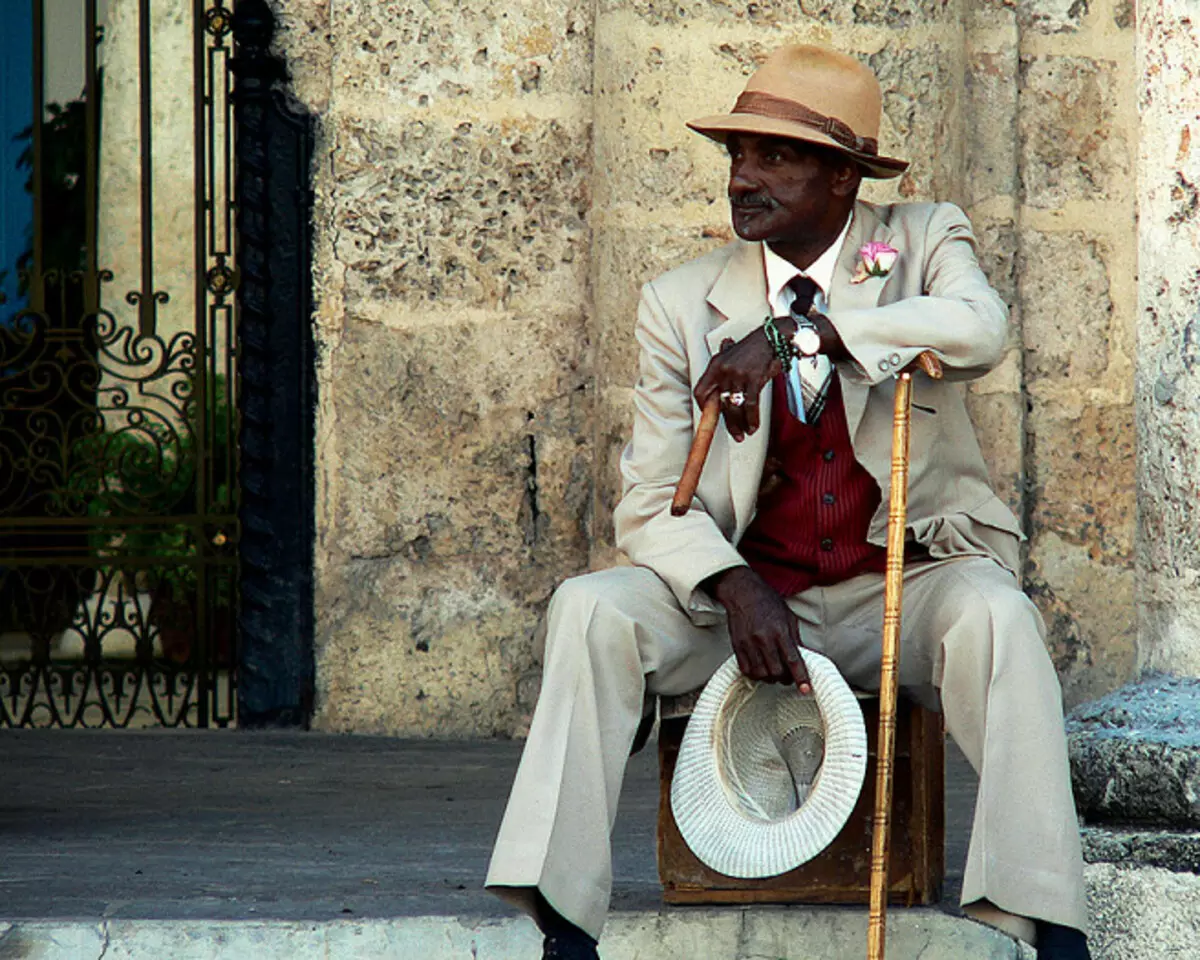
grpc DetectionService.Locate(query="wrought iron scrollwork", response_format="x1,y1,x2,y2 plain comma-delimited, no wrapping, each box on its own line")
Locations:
0,0,241,728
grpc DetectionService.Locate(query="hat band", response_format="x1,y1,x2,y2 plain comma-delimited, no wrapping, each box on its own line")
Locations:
732,91,879,157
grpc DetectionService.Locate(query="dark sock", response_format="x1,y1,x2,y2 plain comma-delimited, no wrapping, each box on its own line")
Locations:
1036,921,1091,960
536,892,598,959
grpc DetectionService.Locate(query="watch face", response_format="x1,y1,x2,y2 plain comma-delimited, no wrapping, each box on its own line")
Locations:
794,325,821,357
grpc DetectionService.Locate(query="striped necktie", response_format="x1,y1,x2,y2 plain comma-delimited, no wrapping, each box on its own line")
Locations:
786,275,833,423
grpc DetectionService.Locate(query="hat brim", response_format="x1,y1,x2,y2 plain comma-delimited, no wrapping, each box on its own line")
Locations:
688,113,909,180
670,651,868,879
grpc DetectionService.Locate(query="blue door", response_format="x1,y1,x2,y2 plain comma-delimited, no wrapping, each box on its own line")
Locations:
0,2,33,325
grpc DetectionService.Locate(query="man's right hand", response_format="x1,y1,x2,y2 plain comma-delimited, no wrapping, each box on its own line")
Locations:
703,566,811,694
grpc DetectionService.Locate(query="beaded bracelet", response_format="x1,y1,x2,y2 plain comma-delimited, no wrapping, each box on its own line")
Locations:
763,315,795,366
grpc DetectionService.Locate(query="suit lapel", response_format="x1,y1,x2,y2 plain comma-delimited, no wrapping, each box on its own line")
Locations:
704,241,772,534
830,202,895,441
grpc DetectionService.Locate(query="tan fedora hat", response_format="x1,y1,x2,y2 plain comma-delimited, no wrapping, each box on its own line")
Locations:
688,44,908,180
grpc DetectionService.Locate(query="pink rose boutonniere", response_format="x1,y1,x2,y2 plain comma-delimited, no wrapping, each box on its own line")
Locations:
850,241,899,284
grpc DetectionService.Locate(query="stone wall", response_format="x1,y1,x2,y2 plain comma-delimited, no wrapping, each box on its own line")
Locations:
275,0,1140,735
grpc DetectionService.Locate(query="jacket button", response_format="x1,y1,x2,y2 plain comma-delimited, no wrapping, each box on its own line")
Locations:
822,450,835,462
878,359,890,372
822,493,836,505
889,352,902,365
820,538,834,552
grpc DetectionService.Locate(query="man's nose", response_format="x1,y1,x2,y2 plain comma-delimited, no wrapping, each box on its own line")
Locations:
729,160,761,194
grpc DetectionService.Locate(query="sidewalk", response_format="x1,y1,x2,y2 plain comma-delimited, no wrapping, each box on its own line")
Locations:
0,730,1022,958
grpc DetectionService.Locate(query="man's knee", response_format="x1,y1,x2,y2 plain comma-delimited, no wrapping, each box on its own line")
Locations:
540,567,664,663
939,563,1055,678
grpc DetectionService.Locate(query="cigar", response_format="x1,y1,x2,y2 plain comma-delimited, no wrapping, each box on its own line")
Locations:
670,396,721,516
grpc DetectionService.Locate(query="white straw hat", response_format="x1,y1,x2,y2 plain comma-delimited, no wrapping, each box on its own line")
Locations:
670,651,868,878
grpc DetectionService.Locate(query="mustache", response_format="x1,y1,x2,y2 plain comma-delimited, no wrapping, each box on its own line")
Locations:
729,193,777,209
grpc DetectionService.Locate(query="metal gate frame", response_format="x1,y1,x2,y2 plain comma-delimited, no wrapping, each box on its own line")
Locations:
0,0,314,728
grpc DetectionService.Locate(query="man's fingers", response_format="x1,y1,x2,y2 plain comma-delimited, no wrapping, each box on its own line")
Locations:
744,393,761,435
785,615,811,694
758,637,786,683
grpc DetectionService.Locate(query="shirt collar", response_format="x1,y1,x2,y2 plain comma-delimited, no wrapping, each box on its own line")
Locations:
762,213,854,313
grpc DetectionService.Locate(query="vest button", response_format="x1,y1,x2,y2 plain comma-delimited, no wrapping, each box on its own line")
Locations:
820,538,834,552
822,449,835,462
822,493,836,505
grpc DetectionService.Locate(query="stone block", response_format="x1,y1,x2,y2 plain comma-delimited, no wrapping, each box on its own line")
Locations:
331,0,594,103
591,33,741,213
1026,402,1134,561
271,0,333,113
592,387,637,557
1085,863,1200,960
331,113,591,311
1068,674,1200,826
972,215,1018,307
1016,0,1088,34
965,51,1019,207
868,42,964,201
593,222,731,391
328,317,590,567
315,557,545,736
1083,826,1200,873
598,0,959,28
964,390,1023,514
1019,231,1112,384
1025,531,1135,708
1019,56,1129,209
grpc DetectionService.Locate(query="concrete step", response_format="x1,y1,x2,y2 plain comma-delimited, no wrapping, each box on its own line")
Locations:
1,909,1029,959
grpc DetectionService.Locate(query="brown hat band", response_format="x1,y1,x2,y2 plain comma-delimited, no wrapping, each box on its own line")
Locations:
732,91,879,157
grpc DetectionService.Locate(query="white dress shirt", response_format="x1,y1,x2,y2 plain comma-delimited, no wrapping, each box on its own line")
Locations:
761,214,853,422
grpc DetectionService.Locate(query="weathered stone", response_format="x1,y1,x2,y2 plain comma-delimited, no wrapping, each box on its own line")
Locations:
1016,0,1088,34
1025,534,1136,707
1019,56,1129,209
270,0,333,113
1136,3,1200,678
868,42,964,201
592,387,637,563
1020,231,1112,383
328,318,589,566
315,557,545,736
1067,674,1200,826
973,216,1018,306
331,113,591,310
332,0,594,103
964,391,1024,515
1026,403,1134,560
1086,863,1200,959
851,0,960,28
1083,826,1200,873
965,51,1019,207
593,223,731,391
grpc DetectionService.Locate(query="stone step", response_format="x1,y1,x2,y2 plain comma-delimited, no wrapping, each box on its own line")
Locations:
0,910,1028,960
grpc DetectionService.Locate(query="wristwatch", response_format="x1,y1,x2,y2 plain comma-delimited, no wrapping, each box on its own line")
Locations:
791,319,822,358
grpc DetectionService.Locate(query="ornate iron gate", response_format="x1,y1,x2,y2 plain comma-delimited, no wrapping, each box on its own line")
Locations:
0,1,254,727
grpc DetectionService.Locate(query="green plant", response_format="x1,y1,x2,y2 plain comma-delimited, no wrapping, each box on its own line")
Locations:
72,373,235,658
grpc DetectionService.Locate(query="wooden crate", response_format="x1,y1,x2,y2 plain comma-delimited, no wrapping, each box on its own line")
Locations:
657,694,944,905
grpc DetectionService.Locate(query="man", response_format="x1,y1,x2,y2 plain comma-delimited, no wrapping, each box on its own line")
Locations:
486,44,1091,960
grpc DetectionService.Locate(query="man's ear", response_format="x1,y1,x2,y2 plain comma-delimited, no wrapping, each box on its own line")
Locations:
831,160,862,198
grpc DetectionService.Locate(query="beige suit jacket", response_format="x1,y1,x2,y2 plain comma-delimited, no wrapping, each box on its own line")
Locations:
613,199,1024,626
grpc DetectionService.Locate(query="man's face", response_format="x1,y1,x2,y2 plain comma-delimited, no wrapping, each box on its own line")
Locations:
725,133,850,247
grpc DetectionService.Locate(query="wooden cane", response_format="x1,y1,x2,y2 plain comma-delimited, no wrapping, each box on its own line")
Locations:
866,350,943,960
670,395,721,516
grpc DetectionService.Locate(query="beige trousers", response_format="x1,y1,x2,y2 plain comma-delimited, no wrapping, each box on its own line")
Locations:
485,556,1088,943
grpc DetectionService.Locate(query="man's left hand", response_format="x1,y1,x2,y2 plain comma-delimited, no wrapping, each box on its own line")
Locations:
694,331,782,442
